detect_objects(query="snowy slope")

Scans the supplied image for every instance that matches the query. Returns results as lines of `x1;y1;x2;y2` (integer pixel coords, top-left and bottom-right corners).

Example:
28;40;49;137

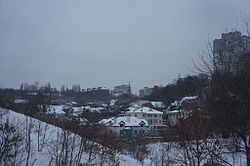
0;108;143;166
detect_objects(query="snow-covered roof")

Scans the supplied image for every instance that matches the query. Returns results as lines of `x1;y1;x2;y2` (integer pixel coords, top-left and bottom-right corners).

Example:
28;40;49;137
47;105;83;115
48;105;66;114
71;101;77;105
126;107;163;115
165;110;184;114
82;106;105;113
93;107;105;112
99;87;108;90
98;116;148;127
150;101;165;108
180;96;198;104
47;105;106;115
113;93;123;97
167;96;198;110
14;99;28;104
101;103;108;107
26;92;37;96
109;99;118;106
71;107;83;113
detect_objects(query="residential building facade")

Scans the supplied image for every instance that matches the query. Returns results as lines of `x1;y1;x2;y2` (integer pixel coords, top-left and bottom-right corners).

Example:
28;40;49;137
165;110;191;126
125;106;163;128
113;83;131;94
213;31;250;73
98;116;148;136
139;87;153;97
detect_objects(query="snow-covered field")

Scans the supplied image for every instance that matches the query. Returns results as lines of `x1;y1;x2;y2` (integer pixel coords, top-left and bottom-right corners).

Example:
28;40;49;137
0;107;246;166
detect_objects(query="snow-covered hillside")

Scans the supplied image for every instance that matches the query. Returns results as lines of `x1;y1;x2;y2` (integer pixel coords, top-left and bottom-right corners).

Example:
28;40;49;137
0;108;144;166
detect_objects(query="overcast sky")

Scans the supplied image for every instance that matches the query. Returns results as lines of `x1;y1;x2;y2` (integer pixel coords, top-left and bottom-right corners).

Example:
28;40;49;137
0;0;250;93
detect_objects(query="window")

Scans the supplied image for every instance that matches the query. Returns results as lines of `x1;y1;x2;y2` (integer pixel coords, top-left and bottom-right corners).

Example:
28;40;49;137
135;114;137;117
120;123;124;127
140;123;144;127
120;130;124;135
139;130;145;135
154;114;157;117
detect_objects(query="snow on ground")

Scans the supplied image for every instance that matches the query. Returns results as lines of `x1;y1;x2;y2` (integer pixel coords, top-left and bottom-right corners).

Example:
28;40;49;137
0;107;247;166
0;107;142;166
148;140;246;166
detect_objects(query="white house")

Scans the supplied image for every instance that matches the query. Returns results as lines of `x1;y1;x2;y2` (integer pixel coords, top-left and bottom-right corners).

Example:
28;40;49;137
125;106;163;128
98;116;148;136
165;110;192;126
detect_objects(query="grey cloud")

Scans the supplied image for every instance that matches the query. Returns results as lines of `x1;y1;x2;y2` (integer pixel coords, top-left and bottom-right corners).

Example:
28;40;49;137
0;0;249;92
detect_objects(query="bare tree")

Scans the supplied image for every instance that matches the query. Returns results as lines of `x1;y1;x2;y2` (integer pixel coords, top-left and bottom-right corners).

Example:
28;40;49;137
241;12;250;36
175;110;226;166
207;54;250;165
35;121;42;151
34;119;49;152
193;17;250;164
98;133;121;166
132;135;149;166
86;141;99;165
193;37;214;76
149;142;176;166
25;117;34;166
0;119;23;166
75;137;87;165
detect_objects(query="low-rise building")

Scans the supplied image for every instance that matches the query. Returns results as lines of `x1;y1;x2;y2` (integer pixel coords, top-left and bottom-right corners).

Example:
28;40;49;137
98;116;148;136
165;110;192;126
125;106;163;128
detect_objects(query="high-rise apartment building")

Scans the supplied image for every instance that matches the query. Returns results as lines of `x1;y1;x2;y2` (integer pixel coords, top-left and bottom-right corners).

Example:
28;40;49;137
213;31;250;72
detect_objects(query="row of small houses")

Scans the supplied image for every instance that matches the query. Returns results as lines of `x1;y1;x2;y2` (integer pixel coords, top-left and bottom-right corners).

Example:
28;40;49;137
45;100;195;137
29;96;197;137
97;106;187;137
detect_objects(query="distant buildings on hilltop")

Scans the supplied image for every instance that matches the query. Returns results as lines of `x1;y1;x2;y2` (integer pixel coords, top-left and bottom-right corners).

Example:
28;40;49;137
113;83;131;95
139;87;153;97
